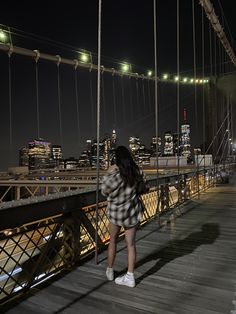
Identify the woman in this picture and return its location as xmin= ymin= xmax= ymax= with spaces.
xmin=101 ymin=146 xmax=148 ymax=287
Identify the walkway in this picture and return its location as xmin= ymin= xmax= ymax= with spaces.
xmin=3 ymin=180 xmax=236 ymax=314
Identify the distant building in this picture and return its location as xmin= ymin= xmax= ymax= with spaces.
xmin=164 ymin=132 xmax=173 ymax=156
xmin=19 ymin=147 xmax=29 ymax=166
xmin=64 ymin=157 xmax=79 ymax=169
xmin=173 ymin=133 xmax=180 ymax=156
xmin=180 ymin=109 xmax=191 ymax=158
xmin=150 ymin=136 xmax=161 ymax=156
xmin=129 ymin=136 xmax=141 ymax=162
xmin=78 ymin=150 xmax=91 ymax=167
xmin=28 ymin=139 xmax=52 ymax=170
xmin=90 ymin=140 xmax=105 ymax=169
xmin=51 ymin=145 xmax=63 ymax=167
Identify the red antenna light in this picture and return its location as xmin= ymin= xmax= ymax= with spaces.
xmin=184 ymin=108 xmax=187 ymax=124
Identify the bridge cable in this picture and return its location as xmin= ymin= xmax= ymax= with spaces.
xmin=89 ymin=65 xmax=95 ymax=130
xmin=135 ymin=76 xmax=140 ymax=120
xmin=8 ymin=46 xmax=13 ymax=164
xmin=196 ymin=111 xmax=229 ymax=167
xmin=112 ymin=69 xmax=117 ymax=128
xmin=219 ymin=132 xmax=229 ymax=165
xmin=101 ymin=69 xmax=106 ymax=134
xmin=213 ymin=129 xmax=228 ymax=164
xmin=147 ymin=78 xmax=152 ymax=113
xmin=142 ymin=75 xmax=146 ymax=117
xmin=202 ymin=7 xmax=206 ymax=180
xmin=128 ymin=76 xmax=134 ymax=122
xmin=56 ymin=55 xmax=63 ymax=147
xmin=153 ymin=0 xmax=160 ymax=217
xmin=176 ymin=0 xmax=180 ymax=179
xmin=95 ymin=0 xmax=102 ymax=265
xmin=192 ymin=0 xmax=198 ymax=132
xmin=34 ymin=50 xmax=40 ymax=139
xmin=74 ymin=60 xmax=81 ymax=151
xmin=121 ymin=76 xmax=125 ymax=125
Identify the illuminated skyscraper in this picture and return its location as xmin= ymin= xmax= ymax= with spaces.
xmin=181 ymin=109 xmax=191 ymax=158
xmin=164 ymin=132 xmax=173 ymax=156
xmin=28 ymin=139 xmax=52 ymax=170
xmin=150 ymin=136 xmax=162 ymax=156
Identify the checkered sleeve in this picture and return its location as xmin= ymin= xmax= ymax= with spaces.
xmin=100 ymin=173 xmax=115 ymax=196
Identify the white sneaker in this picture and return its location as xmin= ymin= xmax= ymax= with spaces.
xmin=106 ymin=267 xmax=114 ymax=281
xmin=115 ymin=273 xmax=135 ymax=287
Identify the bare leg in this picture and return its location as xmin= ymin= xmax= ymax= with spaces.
xmin=125 ymin=226 xmax=137 ymax=273
xmin=107 ymin=221 xmax=121 ymax=268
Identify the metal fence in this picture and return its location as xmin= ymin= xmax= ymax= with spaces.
xmin=0 ymin=165 xmax=233 ymax=305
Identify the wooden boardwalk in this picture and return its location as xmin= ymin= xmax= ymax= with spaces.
xmin=3 ymin=181 xmax=236 ymax=314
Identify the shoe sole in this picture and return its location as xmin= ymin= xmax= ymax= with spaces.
xmin=115 ymin=280 xmax=135 ymax=288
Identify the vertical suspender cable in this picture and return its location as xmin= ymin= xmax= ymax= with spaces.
xmin=227 ymin=94 xmax=230 ymax=158
xmin=90 ymin=68 xmax=95 ymax=128
xmin=95 ymin=0 xmax=102 ymax=264
xmin=129 ymin=77 xmax=134 ymax=121
xmin=101 ymin=71 xmax=106 ymax=132
xmin=35 ymin=51 xmax=40 ymax=139
xmin=209 ymin=21 xmax=213 ymax=76
xmin=202 ymin=8 xmax=206 ymax=181
xmin=121 ymin=76 xmax=125 ymax=125
xmin=74 ymin=62 xmax=81 ymax=149
xmin=153 ymin=0 xmax=159 ymax=217
xmin=230 ymin=99 xmax=233 ymax=148
xmin=112 ymin=71 xmax=117 ymax=128
xmin=56 ymin=55 xmax=63 ymax=147
xmin=176 ymin=0 xmax=180 ymax=178
xmin=8 ymin=49 xmax=13 ymax=164
xmin=192 ymin=0 xmax=198 ymax=131
xmin=135 ymin=77 xmax=140 ymax=117
xmin=147 ymin=79 xmax=152 ymax=112
xmin=142 ymin=77 xmax=146 ymax=116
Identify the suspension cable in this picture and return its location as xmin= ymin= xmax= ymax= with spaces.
xmin=199 ymin=0 xmax=236 ymax=67
xmin=101 ymin=69 xmax=106 ymax=133
xmin=129 ymin=77 xmax=134 ymax=122
xmin=8 ymin=46 xmax=13 ymax=163
xmin=153 ymin=0 xmax=159 ymax=217
xmin=74 ymin=60 xmax=81 ymax=149
xmin=121 ymin=76 xmax=125 ymax=125
xmin=202 ymin=7 xmax=206 ymax=175
xmin=56 ymin=55 xmax=63 ymax=147
xmin=34 ymin=50 xmax=40 ymax=139
xmin=192 ymin=0 xmax=198 ymax=131
xmin=112 ymin=69 xmax=117 ymax=128
xmin=142 ymin=75 xmax=146 ymax=116
xmin=89 ymin=67 xmax=95 ymax=128
xmin=95 ymin=0 xmax=102 ymax=265
xmin=176 ymin=0 xmax=180 ymax=176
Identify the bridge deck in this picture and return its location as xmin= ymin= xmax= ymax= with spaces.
xmin=4 ymin=181 xmax=236 ymax=314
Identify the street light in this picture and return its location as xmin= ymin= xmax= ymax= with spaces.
xmin=121 ymin=63 xmax=131 ymax=73
xmin=0 ymin=29 xmax=7 ymax=43
xmin=78 ymin=51 xmax=90 ymax=63
xmin=163 ymin=73 xmax=168 ymax=80
xmin=147 ymin=70 xmax=153 ymax=77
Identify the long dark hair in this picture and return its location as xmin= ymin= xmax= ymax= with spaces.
xmin=115 ymin=146 xmax=140 ymax=187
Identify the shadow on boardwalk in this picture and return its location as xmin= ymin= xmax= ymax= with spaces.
xmin=135 ymin=223 xmax=220 ymax=285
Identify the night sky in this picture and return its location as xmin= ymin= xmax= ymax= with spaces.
xmin=0 ymin=0 xmax=235 ymax=171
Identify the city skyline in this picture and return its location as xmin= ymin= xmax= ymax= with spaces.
xmin=0 ymin=1 xmax=235 ymax=171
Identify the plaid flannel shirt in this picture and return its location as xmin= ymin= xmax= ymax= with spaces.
xmin=101 ymin=168 xmax=145 ymax=227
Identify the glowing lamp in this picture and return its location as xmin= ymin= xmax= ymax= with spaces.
xmin=0 ymin=30 xmax=7 ymax=42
